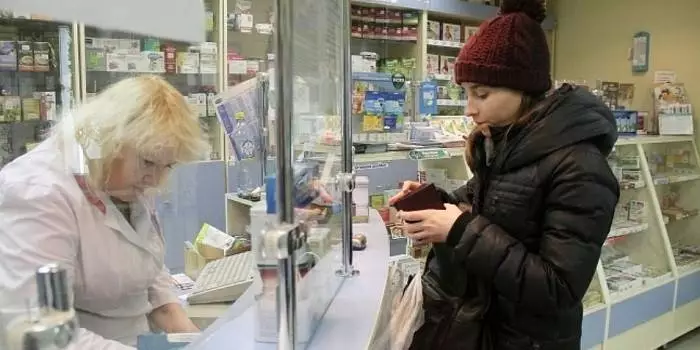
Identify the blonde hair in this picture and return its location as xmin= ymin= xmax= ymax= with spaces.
xmin=53 ymin=75 xmax=209 ymax=189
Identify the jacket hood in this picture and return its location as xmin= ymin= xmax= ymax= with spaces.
xmin=501 ymin=85 xmax=618 ymax=172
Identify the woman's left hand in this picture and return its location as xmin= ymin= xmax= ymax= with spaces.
xmin=399 ymin=204 xmax=463 ymax=245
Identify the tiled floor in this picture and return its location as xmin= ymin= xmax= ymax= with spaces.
xmin=668 ymin=327 xmax=700 ymax=349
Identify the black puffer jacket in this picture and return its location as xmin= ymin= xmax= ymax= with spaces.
xmin=409 ymin=85 xmax=620 ymax=350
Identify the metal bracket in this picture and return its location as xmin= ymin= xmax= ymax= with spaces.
xmin=261 ymin=223 xmax=306 ymax=260
xmin=334 ymin=172 xmax=356 ymax=193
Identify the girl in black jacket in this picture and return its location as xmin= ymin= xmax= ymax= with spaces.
xmin=389 ymin=1 xmax=620 ymax=349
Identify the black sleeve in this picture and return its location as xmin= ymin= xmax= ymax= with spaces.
xmin=445 ymin=148 xmax=619 ymax=311
xmin=435 ymin=178 xmax=476 ymax=205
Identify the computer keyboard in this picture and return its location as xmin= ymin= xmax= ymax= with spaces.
xmin=187 ymin=251 xmax=256 ymax=305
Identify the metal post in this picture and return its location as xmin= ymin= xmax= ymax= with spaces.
xmin=338 ymin=0 xmax=358 ymax=278
xmin=257 ymin=73 xmax=270 ymax=184
xmin=274 ymin=0 xmax=296 ymax=348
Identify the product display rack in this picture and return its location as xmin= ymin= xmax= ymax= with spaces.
xmin=78 ymin=0 xmax=223 ymax=160
xmin=578 ymin=135 xmax=700 ymax=350
xmin=0 ymin=14 xmax=78 ymax=169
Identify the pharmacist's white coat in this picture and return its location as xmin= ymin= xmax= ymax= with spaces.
xmin=0 ymin=137 xmax=179 ymax=350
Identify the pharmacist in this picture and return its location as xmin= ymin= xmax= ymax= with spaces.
xmin=0 ymin=76 xmax=206 ymax=349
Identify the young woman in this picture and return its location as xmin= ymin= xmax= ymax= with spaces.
xmin=389 ymin=1 xmax=620 ymax=349
xmin=0 ymin=76 xmax=209 ymax=349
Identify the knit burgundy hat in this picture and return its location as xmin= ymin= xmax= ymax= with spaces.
xmin=454 ymin=0 xmax=551 ymax=95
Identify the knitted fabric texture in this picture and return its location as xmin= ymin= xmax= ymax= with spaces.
xmin=454 ymin=9 xmax=551 ymax=94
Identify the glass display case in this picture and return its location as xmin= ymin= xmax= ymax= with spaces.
xmin=583 ymin=270 xmax=606 ymax=313
xmin=0 ymin=13 xmax=77 ymax=169
xmin=80 ymin=0 xmax=222 ymax=160
xmin=643 ymin=139 xmax=700 ymax=276
xmin=603 ymin=142 xmax=674 ymax=301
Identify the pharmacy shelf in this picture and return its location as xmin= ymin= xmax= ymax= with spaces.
xmin=583 ymin=136 xmax=700 ymax=349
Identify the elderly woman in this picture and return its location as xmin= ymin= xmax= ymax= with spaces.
xmin=0 ymin=76 xmax=209 ymax=349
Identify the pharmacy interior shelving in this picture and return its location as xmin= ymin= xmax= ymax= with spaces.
xmin=580 ymin=135 xmax=700 ymax=350
xmin=0 ymin=17 xmax=78 ymax=169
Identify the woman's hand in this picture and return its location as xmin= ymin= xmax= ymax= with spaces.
xmin=388 ymin=180 xmax=423 ymax=205
xmin=399 ymin=204 xmax=463 ymax=244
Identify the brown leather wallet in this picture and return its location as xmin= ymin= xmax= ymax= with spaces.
xmin=392 ymin=183 xmax=445 ymax=213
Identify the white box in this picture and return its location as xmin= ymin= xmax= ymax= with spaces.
xmin=442 ymin=23 xmax=461 ymax=43
xmin=177 ymin=52 xmax=199 ymax=74
xmin=105 ymin=53 xmax=128 ymax=71
xmin=199 ymin=53 xmax=217 ymax=74
xmin=426 ymin=54 xmax=439 ymax=76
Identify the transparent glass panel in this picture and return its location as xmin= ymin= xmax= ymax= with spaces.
xmin=643 ymin=140 xmax=700 ymax=275
xmin=583 ymin=272 xmax=605 ymax=313
xmin=604 ymin=143 xmax=673 ymax=302
xmin=0 ymin=16 xmax=75 ymax=169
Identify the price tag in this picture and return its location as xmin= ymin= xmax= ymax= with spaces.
xmin=408 ymin=148 xmax=450 ymax=160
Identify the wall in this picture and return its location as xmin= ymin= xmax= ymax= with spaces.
xmin=552 ymin=0 xmax=700 ymax=115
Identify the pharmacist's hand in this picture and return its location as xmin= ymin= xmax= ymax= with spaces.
xmin=399 ymin=204 xmax=462 ymax=244
xmin=388 ymin=181 xmax=422 ymax=205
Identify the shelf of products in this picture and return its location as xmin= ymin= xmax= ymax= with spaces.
xmin=603 ymin=143 xmax=674 ymax=302
xmin=0 ymin=14 xmax=75 ymax=169
xmin=644 ymin=140 xmax=700 ymax=276
xmin=82 ymin=0 xmax=221 ymax=160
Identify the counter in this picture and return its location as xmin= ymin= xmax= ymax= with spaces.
xmin=187 ymin=210 xmax=391 ymax=349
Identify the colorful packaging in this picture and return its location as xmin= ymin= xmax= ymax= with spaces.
xmin=427 ymin=21 xmax=441 ymax=40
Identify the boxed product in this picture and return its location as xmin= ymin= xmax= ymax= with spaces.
xmin=362 ymin=7 xmax=375 ymax=22
xmin=426 ymin=54 xmax=439 ymax=76
xmin=440 ymin=56 xmax=455 ymax=76
xmin=0 ymin=41 xmax=17 ymax=71
xmin=21 ymin=97 xmax=40 ymax=120
xmin=35 ymin=92 xmax=56 ymax=121
xmin=465 ymin=26 xmax=480 ymax=41
xmin=199 ymin=53 xmax=217 ymax=74
xmin=85 ymin=48 xmax=106 ymax=71
xmin=85 ymin=37 xmax=140 ymax=54
xmin=33 ymin=42 xmax=50 ymax=72
xmin=177 ymin=52 xmax=200 ymax=74
xmin=351 ymin=23 xmax=362 ymax=38
xmin=126 ymin=51 xmax=165 ymax=73
xmin=17 ymin=41 xmax=33 ymax=71
xmin=350 ymin=6 xmax=363 ymax=21
xmin=427 ymin=21 xmax=441 ymax=40
xmin=374 ymin=25 xmax=389 ymax=40
xmin=388 ymin=27 xmax=403 ymax=41
xmin=383 ymin=92 xmax=406 ymax=132
xmin=607 ymin=274 xmax=643 ymax=293
xmin=403 ymin=26 xmax=418 ymax=41
xmin=402 ymin=11 xmax=420 ymax=25
xmin=105 ymin=53 xmax=128 ymax=71
xmin=162 ymin=44 xmax=177 ymax=73
xmin=352 ymin=175 xmax=370 ymax=223
xmin=374 ymin=7 xmax=390 ymax=23
xmin=442 ymin=23 xmax=461 ymax=42
xmin=143 ymin=38 xmax=161 ymax=51
xmin=388 ymin=10 xmax=403 ymax=24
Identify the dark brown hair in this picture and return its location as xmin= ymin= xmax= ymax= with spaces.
xmin=464 ymin=93 xmax=550 ymax=170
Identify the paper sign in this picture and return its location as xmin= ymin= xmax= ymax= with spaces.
xmin=2 ymin=0 xmax=205 ymax=42
xmin=654 ymin=70 xmax=677 ymax=83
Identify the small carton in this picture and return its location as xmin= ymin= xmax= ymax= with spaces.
xmin=105 ymin=53 xmax=128 ymax=72
xmin=403 ymin=26 xmax=418 ymax=41
xmin=3 ymin=96 xmax=21 ymax=122
xmin=177 ymin=52 xmax=200 ymax=74
xmin=33 ymin=42 xmax=50 ymax=72
xmin=199 ymin=53 xmax=217 ymax=74
xmin=85 ymin=47 xmax=106 ymax=71
xmin=442 ymin=23 xmax=462 ymax=43
xmin=427 ymin=21 xmax=441 ymax=40
xmin=21 ymin=97 xmax=41 ymax=120
xmin=162 ymin=44 xmax=177 ymax=74
xmin=0 ymin=41 xmax=17 ymax=71
xmin=440 ymin=56 xmax=455 ymax=76
xmin=17 ymin=41 xmax=33 ymax=72
xmin=426 ymin=54 xmax=439 ymax=76
xmin=34 ymin=92 xmax=56 ymax=121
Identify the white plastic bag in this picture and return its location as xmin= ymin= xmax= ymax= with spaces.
xmin=389 ymin=275 xmax=424 ymax=350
